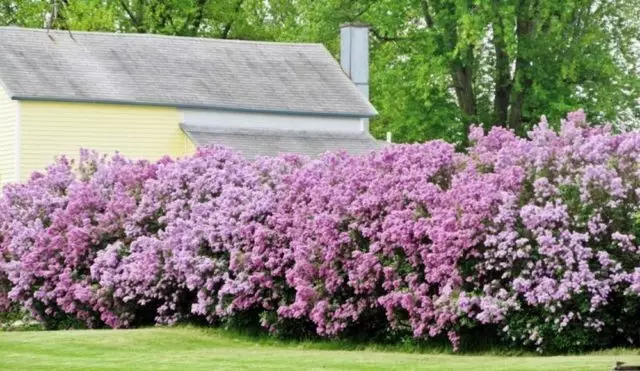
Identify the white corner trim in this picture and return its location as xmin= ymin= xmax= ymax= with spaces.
xmin=15 ymin=102 xmax=20 ymax=181
xmin=179 ymin=110 xmax=188 ymax=155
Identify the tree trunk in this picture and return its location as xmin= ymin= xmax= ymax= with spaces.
xmin=423 ymin=0 xmax=477 ymax=140
xmin=507 ymin=0 xmax=536 ymax=132
xmin=492 ymin=2 xmax=511 ymax=126
xmin=451 ymin=47 xmax=477 ymax=121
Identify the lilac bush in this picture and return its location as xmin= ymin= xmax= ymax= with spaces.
xmin=0 ymin=151 xmax=157 ymax=328
xmin=271 ymin=141 xmax=527 ymax=349
xmin=0 ymin=110 xmax=638 ymax=353
xmin=461 ymin=111 xmax=640 ymax=351
xmin=91 ymin=147 xmax=304 ymax=326
xmin=273 ymin=144 xmax=459 ymax=339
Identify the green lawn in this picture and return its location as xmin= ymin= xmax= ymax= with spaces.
xmin=0 ymin=327 xmax=639 ymax=371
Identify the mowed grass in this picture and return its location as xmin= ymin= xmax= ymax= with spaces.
xmin=1 ymin=327 xmax=639 ymax=371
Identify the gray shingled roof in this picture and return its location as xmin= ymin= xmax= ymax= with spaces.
xmin=0 ymin=27 xmax=376 ymax=117
xmin=181 ymin=124 xmax=385 ymax=158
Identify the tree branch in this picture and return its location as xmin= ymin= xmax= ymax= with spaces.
xmin=119 ymin=0 xmax=145 ymax=33
xmin=370 ymin=27 xmax=408 ymax=42
xmin=191 ymin=0 xmax=208 ymax=35
xmin=220 ymin=0 xmax=244 ymax=39
xmin=420 ymin=0 xmax=434 ymax=28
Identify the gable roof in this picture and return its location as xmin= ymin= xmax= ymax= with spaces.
xmin=181 ymin=124 xmax=385 ymax=158
xmin=0 ymin=27 xmax=376 ymax=117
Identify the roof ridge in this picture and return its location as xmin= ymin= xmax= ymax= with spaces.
xmin=0 ymin=26 xmax=323 ymax=47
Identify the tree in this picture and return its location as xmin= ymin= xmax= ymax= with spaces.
xmin=287 ymin=0 xmax=640 ymax=143
xmin=0 ymin=0 xmax=298 ymax=39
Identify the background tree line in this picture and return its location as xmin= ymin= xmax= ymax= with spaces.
xmin=2 ymin=0 xmax=639 ymax=144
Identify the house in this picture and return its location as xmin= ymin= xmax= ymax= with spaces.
xmin=0 ymin=24 xmax=379 ymax=183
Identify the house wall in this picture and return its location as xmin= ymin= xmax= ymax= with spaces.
xmin=0 ymin=87 xmax=17 ymax=184
xmin=19 ymin=101 xmax=190 ymax=180
xmin=181 ymin=109 xmax=368 ymax=133
xmin=12 ymin=102 xmax=371 ymax=181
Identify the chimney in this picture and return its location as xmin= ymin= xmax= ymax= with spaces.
xmin=340 ymin=23 xmax=369 ymax=99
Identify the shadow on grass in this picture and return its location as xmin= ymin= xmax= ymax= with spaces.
xmin=179 ymin=324 xmax=640 ymax=359
xmin=174 ymin=312 xmax=530 ymax=357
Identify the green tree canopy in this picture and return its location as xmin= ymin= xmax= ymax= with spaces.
xmin=289 ymin=0 xmax=640 ymax=143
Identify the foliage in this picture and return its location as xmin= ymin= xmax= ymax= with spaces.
xmin=0 ymin=0 xmax=296 ymax=39
xmin=0 ymin=306 xmax=42 ymax=331
xmin=292 ymin=0 xmax=640 ymax=143
xmin=0 ymin=111 xmax=639 ymax=353
xmin=2 ymin=0 xmax=639 ymax=143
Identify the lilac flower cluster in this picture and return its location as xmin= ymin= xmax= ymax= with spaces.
xmin=0 ymin=111 xmax=638 ymax=352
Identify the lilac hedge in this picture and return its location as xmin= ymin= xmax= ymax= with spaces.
xmin=0 ymin=111 xmax=639 ymax=352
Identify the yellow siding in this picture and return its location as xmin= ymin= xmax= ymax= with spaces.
xmin=0 ymin=87 xmax=16 ymax=184
xmin=19 ymin=101 xmax=194 ymax=180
